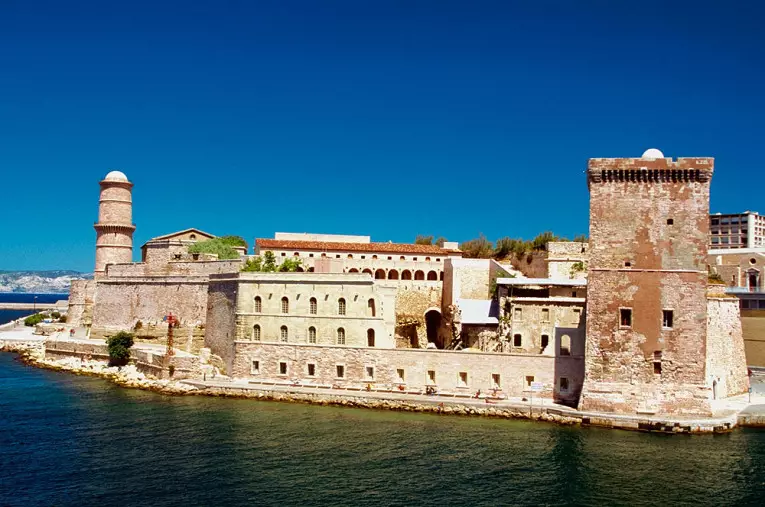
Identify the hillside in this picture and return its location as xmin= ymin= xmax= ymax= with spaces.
xmin=0 ymin=270 xmax=92 ymax=293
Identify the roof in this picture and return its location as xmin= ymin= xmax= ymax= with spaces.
xmin=255 ymin=238 xmax=460 ymax=255
xmin=497 ymin=277 xmax=587 ymax=287
xmin=146 ymin=228 xmax=217 ymax=242
xmin=457 ymin=298 xmax=499 ymax=325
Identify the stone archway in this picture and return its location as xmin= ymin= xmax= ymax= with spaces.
xmin=375 ymin=269 xmax=386 ymax=280
xmin=388 ymin=269 xmax=399 ymax=280
xmin=414 ymin=270 xmax=425 ymax=280
xmin=424 ymin=308 xmax=442 ymax=348
xmin=427 ymin=270 xmax=437 ymax=280
xmin=402 ymin=270 xmax=412 ymax=280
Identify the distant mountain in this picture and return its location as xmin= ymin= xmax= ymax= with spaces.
xmin=0 ymin=270 xmax=93 ymax=293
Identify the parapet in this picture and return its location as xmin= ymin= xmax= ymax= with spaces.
xmin=587 ymin=157 xmax=714 ymax=186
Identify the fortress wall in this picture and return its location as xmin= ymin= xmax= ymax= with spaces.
xmin=706 ymin=296 xmax=749 ymax=398
xmin=67 ymin=280 xmax=96 ymax=327
xmin=231 ymin=342 xmax=584 ymax=404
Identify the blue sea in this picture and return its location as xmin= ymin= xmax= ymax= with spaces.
xmin=0 ymin=293 xmax=67 ymax=324
xmin=0 ymin=352 xmax=764 ymax=506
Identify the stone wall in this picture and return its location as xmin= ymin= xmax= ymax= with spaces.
xmin=499 ymin=298 xmax=586 ymax=356
xmin=67 ymin=279 xmax=96 ymax=327
xmin=231 ymin=342 xmax=585 ymax=404
xmin=706 ymin=295 xmax=749 ymax=398
xmin=394 ymin=281 xmax=442 ymax=347
xmin=547 ymin=242 xmax=589 ymax=279
xmin=204 ymin=277 xmax=238 ymax=374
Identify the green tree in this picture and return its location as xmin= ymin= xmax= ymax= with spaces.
xmin=262 ymin=251 xmax=277 ymax=272
xmin=415 ymin=235 xmax=434 ymax=245
xmin=188 ymin=238 xmax=240 ymax=260
xmin=277 ymin=257 xmax=302 ymax=272
xmin=531 ymin=231 xmax=558 ymax=251
xmin=435 ymin=237 xmax=446 ymax=248
xmin=24 ymin=313 xmax=45 ymax=327
xmin=106 ymin=331 xmax=135 ymax=367
xmin=460 ymin=234 xmax=494 ymax=258
xmin=241 ymin=257 xmax=263 ymax=272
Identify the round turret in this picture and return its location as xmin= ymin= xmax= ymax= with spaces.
xmin=94 ymin=171 xmax=135 ymax=277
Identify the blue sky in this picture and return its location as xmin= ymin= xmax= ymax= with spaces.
xmin=1 ymin=0 xmax=763 ymax=272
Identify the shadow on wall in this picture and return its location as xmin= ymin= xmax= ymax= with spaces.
xmin=554 ymin=326 xmax=584 ymax=406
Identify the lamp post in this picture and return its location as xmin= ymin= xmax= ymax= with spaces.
xmin=33 ymin=295 xmax=37 ymax=313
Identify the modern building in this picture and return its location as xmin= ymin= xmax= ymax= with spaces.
xmin=709 ymin=211 xmax=765 ymax=250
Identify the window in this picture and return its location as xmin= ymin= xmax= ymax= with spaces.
xmin=625 ymin=261 xmax=632 ymax=267
xmin=254 ymin=296 xmax=262 ymax=313
xmin=400 ymin=256 xmax=406 ymax=260
xmin=308 ymin=326 xmax=316 ymax=344
xmin=492 ymin=374 xmax=501 ymax=389
xmin=662 ymin=310 xmax=674 ymax=329
xmin=620 ymin=308 xmax=632 ymax=328
xmin=365 ymin=366 xmax=375 ymax=379
xmin=281 ymin=252 xmax=286 ymax=257
xmin=309 ymin=253 xmax=314 ymax=257
xmin=361 ymin=255 xmax=366 ymax=259
xmin=458 ymin=372 xmax=468 ymax=387
xmin=281 ymin=297 xmax=289 ymax=314
xmin=396 ymin=368 xmax=405 ymax=383
xmin=307 ymin=363 xmax=316 ymax=376
xmin=667 ymin=218 xmax=674 ymax=225
xmin=525 ymin=375 xmax=535 ymax=387
xmin=347 ymin=254 xmax=353 ymax=259
xmin=653 ymin=361 xmax=662 ymax=375
xmin=367 ymin=329 xmax=375 ymax=347
xmin=336 ymin=365 xmax=345 ymax=378
xmin=425 ymin=257 xmax=430 ymax=261
xmin=427 ymin=370 xmax=436 ymax=384
xmin=413 ymin=257 xmax=418 ymax=261
xmin=336 ymin=328 xmax=345 ymax=345
xmin=294 ymin=252 xmax=300 ymax=257
xmin=253 ymin=324 xmax=261 ymax=341
xmin=560 ymin=335 xmax=571 ymax=356
xmin=572 ymin=291 xmax=577 ymax=298
xmin=372 ymin=255 xmax=378 ymax=259
xmin=251 ymin=360 xmax=260 ymax=375
xmin=368 ymin=299 xmax=376 ymax=317
xmin=173 ymin=254 xmax=182 ymax=260
xmin=542 ymin=308 xmax=550 ymax=322
xmin=514 ymin=308 xmax=522 ymax=321
xmin=541 ymin=334 xmax=549 ymax=350
xmin=513 ymin=334 xmax=522 ymax=347
xmin=309 ymin=297 xmax=317 ymax=315
xmin=573 ymin=308 xmax=581 ymax=323
xmin=559 ymin=377 xmax=569 ymax=392
xmin=279 ymin=361 xmax=287 ymax=375
xmin=280 ymin=326 xmax=288 ymax=342
xmin=189 ymin=234 xmax=197 ymax=240
xmin=387 ymin=256 xmax=392 ymax=260
xmin=338 ymin=298 xmax=346 ymax=315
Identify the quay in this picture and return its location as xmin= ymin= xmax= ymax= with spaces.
xmin=0 ymin=301 xmax=67 ymax=311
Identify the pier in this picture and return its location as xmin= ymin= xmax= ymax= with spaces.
xmin=0 ymin=301 xmax=67 ymax=311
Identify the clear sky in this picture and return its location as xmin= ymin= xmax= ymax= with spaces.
xmin=1 ymin=0 xmax=763 ymax=272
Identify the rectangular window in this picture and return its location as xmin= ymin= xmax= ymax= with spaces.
xmin=492 ymin=373 xmax=501 ymax=389
xmin=662 ymin=310 xmax=674 ymax=329
xmin=307 ymin=363 xmax=316 ymax=377
xmin=620 ymin=308 xmax=632 ymax=328
xmin=251 ymin=360 xmax=260 ymax=375
xmin=336 ymin=365 xmax=345 ymax=378
xmin=559 ymin=377 xmax=569 ymax=392
xmin=365 ymin=366 xmax=375 ymax=380
xmin=458 ymin=372 xmax=468 ymax=387
xmin=525 ymin=375 xmax=535 ymax=387
xmin=514 ymin=307 xmax=523 ymax=321
xmin=279 ymin=361 xmax=287 ymax=375
xmin=653 ymin=362 xmax=662 ymax=375
xmin=513 ymin=334 xmax=522 ymax=347
xmin=427 ymin=370 xmax=436 ymax=384
xmin=396 ymin=368 xmax=405 ymax=383
xmin=541 ymin=308 xmax=550 ymax=322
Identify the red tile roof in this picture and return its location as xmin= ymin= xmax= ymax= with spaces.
xmin=256 ymin=238 xmax=460 ymax=256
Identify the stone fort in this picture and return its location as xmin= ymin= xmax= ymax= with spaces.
xmin=68 ymin=150 xmax=749 ymax=416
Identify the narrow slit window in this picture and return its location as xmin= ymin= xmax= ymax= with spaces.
xmin=620 ymin=308 xmax=632 ymax=328
xmin=662 ymin=310 xmax=674 ymax=329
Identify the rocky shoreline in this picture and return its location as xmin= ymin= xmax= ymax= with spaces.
xmin=0 ymin=340 xmax=752 ymax=433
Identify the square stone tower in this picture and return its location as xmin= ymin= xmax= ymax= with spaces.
xmin=579 ymin=151 xmax=716 ymax=415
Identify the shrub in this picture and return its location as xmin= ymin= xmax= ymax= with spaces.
xmin=460 ymin=234 xmax=494 ymax=258
xmin=188 ymin=237 xmax=245 ymax=260
xmin=708 ymin=272 xmax=725 ymax=284
xmin=51 ymin=311 xmax=61 ymax=319
xmin=415 ymin=235 xmax=433 ymax=245
xmin=58 ymin=315 xmax=67 ymax=323
xmin=24 ymin=313 xmax=45 ymax=327
xmin=106 ymin=331 xmax=135 ymax=367
xmin=133 ymin=320 xmax=143 ymax=331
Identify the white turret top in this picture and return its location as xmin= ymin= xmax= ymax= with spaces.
xmin=641 ymin=148 xmax=664 ymax=159
xmin=104 ymin=170 xmax=129 ymax=182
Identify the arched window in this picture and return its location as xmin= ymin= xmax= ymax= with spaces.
xmin=367 ymin=329 xmax=375 ymax=347
xmin=368 ymin=298 xmax=376 ymax=317
xmin=337 ymin=328 xmax=345 ymax=345
xmin=281 ymin=297 xmax=289 ymax=314
xmin=338 ymin=298 xmax=346 ymax=315
xmin=400 ymin=256 xmax=406 ymax=260
xmin=560 ymin=335 xmax=571 ymax=356
xmin=189 ymin=234 xmax=196 ymax=240
xmin=348 ymin=268 xmax=359 ymax=273
xmin=321 ymin=253 xmax=327 ymax=258
xmin=362 ymin=268 xmax=373 ymax=276
xmin=294 ymin=252 xmax=300 ymax=257
xmin=425 ymin=257 xmax=431 ymax=261
xmin=375 ymin=269 xmax=386 ymax=279
xmin=388 ymin=269 xmax=399 ymax=280
xmin=308 ymin=326 xmax=316 ymax=344
xmin=280 ymin=326 xmax=288 ymax=342
xmin=372 ymin=255 xmax=378 ymax=260
xmin=347 ymin=254 xmax=353 ymax=259
xmin=253 ymin=324 xmax=261 ymax=341
xmin=427 ymin=270 xmax=438 ymax=280
xmin=414 ymin=270 xmax=425 ymax=280
xmin=309 ymin=297 xmax=317 ymax=315
xmin=254 ymin=296 xmax=262 ymax=313
xmin=402 ymin=270 xmax=412 ymax=280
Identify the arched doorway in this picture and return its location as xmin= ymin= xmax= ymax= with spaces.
xmin=375 ymin=269 xmax=386 ymax=280
xmin=414 ymin=270 xmax=425 ymax=280
xmin=388 ymin=269 xmax=399 ymax=280
xmin=748 ymin=269 xmax=760 ymax=292
xmin=424 ymin=308 xmax=442 ymax=348
xmin=401 ymin=270 xmax=412 ymax=280
xmin=427 ymin=270 xmax=437 ymax=280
